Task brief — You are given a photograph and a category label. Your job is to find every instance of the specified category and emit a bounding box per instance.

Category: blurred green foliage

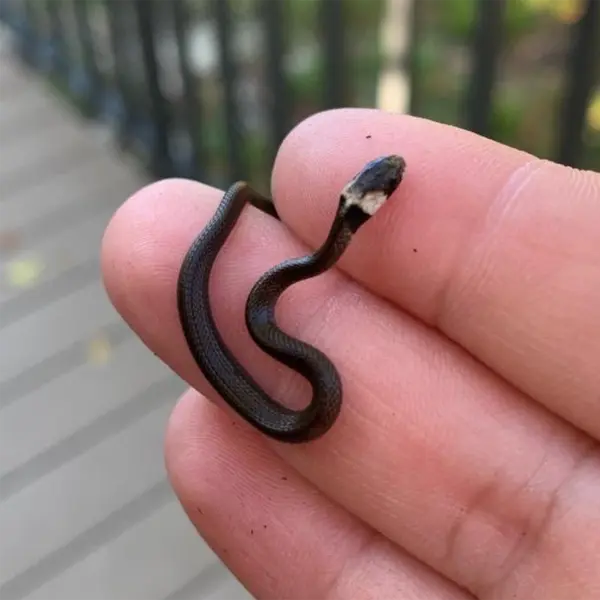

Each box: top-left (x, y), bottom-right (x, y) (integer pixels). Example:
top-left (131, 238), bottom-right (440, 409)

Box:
top-left (233, 0), bottom-right (596, 177)
top-left (438, 0), bottom-right (538, 41)
top-left (24, 0), bottom-right (596, 179)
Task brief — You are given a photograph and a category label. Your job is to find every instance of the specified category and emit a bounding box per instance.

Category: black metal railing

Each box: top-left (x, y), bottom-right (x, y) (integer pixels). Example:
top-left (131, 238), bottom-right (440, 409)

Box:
top-left (0, 0), bottom-right (598, 187)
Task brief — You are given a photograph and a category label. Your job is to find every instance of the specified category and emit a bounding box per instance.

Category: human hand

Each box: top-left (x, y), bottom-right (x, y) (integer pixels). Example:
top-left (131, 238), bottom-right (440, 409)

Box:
top-left (101, 109), bottom-right (600, 599)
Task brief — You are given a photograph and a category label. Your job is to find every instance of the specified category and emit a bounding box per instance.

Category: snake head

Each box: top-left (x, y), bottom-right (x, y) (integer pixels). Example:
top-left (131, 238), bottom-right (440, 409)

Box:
top-left (340, 154), bottom-right (406, 232)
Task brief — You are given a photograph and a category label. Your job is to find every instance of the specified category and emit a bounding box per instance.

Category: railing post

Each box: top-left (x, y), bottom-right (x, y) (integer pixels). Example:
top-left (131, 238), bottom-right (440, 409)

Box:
top-left (408, 0), bottom-right (423, 116)
top-left (45, 0), bottom-right (67, 75)
top-left (105, 0), bottom-right (134, 146)
top-left (72, 0), bottom-right (103, 116)
top-left (172, 0), bottom-right (205, 180)
top-left (21, 0), bottom-right (43, 67)
top-left (320, 0), bottom-right (346, 109)
top-left (463, 0), bottom-right (507, 136)
top-left (260, 0), bottom-right (290, 163)
top-left (134, 0), bottom-right (173, 178)
top-left (214, 0), bottom-right (244, 181)
top-left (556, 0), bottom-right (599, 168)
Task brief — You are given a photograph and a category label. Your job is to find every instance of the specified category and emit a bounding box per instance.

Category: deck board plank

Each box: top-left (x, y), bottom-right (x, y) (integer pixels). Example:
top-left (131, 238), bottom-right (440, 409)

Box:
top-left (0, 34), bottom-right (245, 600)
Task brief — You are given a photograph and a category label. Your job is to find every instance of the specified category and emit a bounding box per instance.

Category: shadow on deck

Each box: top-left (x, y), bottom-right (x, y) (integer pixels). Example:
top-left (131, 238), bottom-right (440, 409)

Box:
top-left (0, 36), bottom-right (251, 600)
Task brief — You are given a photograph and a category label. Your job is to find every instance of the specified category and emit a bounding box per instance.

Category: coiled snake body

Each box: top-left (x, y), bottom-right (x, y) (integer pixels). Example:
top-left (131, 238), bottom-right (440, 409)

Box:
top-left (177, 155), bottom-right (406, 443)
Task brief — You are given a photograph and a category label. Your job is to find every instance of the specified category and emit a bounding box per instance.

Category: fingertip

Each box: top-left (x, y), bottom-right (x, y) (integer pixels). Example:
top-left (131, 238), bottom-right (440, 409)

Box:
top-left (100, 177), bottom-right (223, 351)
top-left (162, 388), bottom-right (347, 600)
top-left (270, 108), bottom-right (534, 318)
top-left (163, 392), bottom-right (471, 600)
top-left (272, 108), bottom-right (530, 217)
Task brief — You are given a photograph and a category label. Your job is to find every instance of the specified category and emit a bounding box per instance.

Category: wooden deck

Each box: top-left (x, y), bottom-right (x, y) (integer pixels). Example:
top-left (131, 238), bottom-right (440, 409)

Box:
top-left (0, 36), bottom-right (252, 600)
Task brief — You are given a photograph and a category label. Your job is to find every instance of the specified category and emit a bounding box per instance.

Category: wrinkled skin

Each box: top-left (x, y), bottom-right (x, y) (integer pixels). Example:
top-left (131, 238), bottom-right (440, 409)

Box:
top-left (102, 109), bottom-right (600, 600)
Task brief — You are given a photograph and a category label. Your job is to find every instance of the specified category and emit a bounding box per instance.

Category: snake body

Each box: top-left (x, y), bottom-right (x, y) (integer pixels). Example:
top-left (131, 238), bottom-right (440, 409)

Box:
top-left (177, 155), bottom-right (406, 443)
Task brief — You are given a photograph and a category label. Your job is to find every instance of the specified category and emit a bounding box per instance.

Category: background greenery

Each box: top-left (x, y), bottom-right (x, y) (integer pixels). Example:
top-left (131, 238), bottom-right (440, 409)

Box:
top-left (17, 0), bottom-right (599, 182)
top-left (206, 0), bottom-right (599, 179)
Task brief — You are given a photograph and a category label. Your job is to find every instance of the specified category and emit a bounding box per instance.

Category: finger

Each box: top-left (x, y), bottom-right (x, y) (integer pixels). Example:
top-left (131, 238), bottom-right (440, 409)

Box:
top-left (165, 388), bottom-right (471, 600)
top-left (271, 108), bottom-right (600, 440)
top-left (101, 177), bottom-right (599, 599)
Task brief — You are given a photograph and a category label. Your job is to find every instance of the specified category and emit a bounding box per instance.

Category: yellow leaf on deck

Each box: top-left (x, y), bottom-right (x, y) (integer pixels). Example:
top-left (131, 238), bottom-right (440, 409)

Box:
top-left (5, 257), bottom-right (45, 289)
top-left (87, 334), bottom-right (112, 366)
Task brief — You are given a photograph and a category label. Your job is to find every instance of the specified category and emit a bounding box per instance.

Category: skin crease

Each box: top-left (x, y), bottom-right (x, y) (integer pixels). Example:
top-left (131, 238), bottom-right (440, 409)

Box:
top-left (101, 109), bottom-right (600, 600)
